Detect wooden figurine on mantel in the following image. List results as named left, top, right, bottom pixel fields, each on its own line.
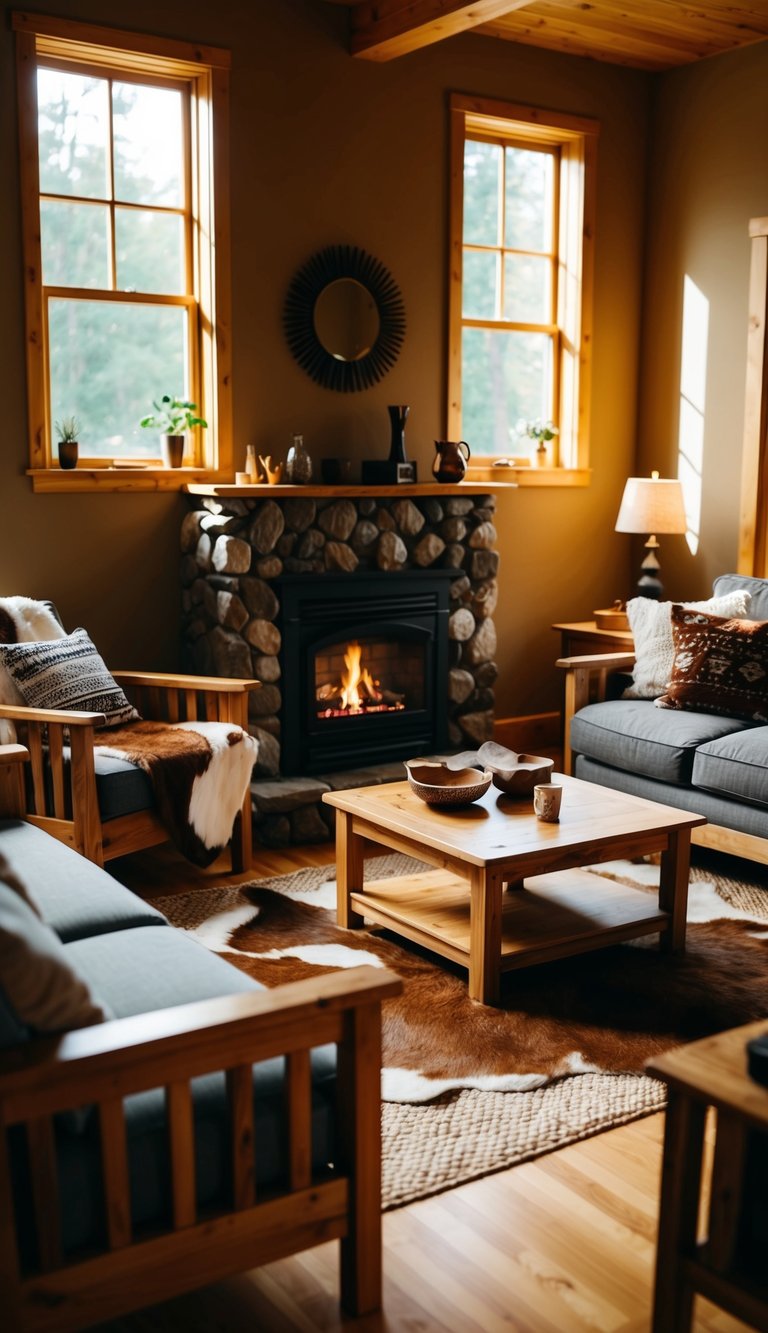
left=259, top=455, right=283, bottom=485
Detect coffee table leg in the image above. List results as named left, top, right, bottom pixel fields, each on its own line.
left=336, top=809, right=366, bottom=929
left=658, top=828, right=691, bottom=952
left=469, top=868, right=503, bottom=1005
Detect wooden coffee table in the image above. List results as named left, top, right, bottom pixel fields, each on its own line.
left=323, top=773, right=706, bottom=1005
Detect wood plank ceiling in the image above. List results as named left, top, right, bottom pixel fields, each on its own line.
left=326, top=1, right=768, bottom=69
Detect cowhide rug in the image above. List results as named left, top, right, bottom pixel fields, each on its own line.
left=97, top=720, right=258, bottom=867
left=150, top=852, right=768, bottom=1104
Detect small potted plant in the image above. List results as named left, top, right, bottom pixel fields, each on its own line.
left=55, top=416, right=80, bottom=470
left=516, top=418, right=559, bottom=467
left=139, top=395, right=207, bottom=469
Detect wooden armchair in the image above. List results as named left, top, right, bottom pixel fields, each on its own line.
left=0, top=670, right=260, bottom=869
left=556, top=650, right=636, bottom=774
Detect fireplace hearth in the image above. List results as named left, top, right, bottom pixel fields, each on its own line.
left=181, top=485, right=500, bottom=845
left=278, top=572, right=451, bottom=775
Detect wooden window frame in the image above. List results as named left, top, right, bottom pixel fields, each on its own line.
left=13, top=11, right=233, bottom=493
left=449, top=93, right=598, bottom=488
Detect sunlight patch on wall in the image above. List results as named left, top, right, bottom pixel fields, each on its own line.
left=677, top=275, right=709, bottom=555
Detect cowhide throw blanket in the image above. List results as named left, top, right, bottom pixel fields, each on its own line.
left=0, top=597, right=66, bottom=744
left=152, top=856, right=768, bottom=1103
left=96, top=720, right=258, bottom=867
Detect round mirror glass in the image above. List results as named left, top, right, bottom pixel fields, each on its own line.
left=314, top=279, right=381, bottom=362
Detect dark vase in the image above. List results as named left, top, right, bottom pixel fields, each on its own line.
left=432, top=439, right=471, bottom=483
left=57, top=439, right=78, bottom=470
left=387, top=405, right=410, bottom=463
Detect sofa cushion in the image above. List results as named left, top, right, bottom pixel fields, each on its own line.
left=657, top=607, right=768, bottom=723
left=714, top=573, right=768, bottom=623
left=693, top=727, right=768, bottom=809
left=0, top=875, right=109, bottom=1047
left=623, top=587, right=752, bottom=699
left=0, top=629, right=140, bottom=728
left=571, top=698, right=754, bottom=785
left=63, top=923, right=264, bottom=1016
left=0, top=819, right=167, bottom=941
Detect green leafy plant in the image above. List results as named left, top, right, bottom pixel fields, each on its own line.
left=140, top=396, right=207, bottom=435
left=516, top=418, right=559, bottom=444
left=54, top=415, right=80, bottom=443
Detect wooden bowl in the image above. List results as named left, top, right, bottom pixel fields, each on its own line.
left=489, top=753, right=554, bottom=796
left=404, top=760, right=492, bottom=807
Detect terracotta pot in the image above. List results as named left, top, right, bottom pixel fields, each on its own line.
left=57, top=439, right=78, bottom=470
left=161, top=434, right=185, bottom=468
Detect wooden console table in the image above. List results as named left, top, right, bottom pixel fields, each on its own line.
left=648, top=1020, right=768, bottom=1332
left=552, top=620, right=634, bottom=656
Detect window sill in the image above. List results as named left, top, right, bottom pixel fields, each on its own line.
left=27, top=467, right=225, bottom=494
left=465, top=465, right=591, bottom=488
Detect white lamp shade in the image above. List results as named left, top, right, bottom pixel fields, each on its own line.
left=615, top=475, right=687, bottom=535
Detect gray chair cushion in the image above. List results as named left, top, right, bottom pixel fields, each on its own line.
left=693, top=726, right=768, bottom=809
left=571, top=699, right=755, bottom=786
left=713, top=574, right=768, bottom=623
left=63, top=924, right=264, bottom=1015
left=12, top=927, right=337, bottom=1259
left=0, top=820, right=167, bottom=942
left=62, top=748, right=154, bottom=821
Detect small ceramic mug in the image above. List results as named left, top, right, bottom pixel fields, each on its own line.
left=533, top=783, right=562, bottom=823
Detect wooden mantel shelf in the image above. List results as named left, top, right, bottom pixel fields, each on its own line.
left=184, top=481, right=520, bottom=499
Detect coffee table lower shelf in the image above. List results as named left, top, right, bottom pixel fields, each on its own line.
left=354, top=867, right=668, bottom=973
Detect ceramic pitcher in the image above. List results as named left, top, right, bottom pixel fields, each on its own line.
left=432, top=439, right=470, bottom=483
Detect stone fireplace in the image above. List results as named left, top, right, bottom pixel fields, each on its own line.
left=181, top=485, right=498, bottom=844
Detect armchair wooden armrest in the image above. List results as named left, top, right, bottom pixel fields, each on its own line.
left=0, top=743, right=29, bottom=816
left=111, top=671, right=259, bottom=729
left=0, top=965, right=403, bottom=1328
left=556, top=651, right=636, bottom=775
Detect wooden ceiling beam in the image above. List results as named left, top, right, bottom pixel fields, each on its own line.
left=350, top=0, right=533, bottom=61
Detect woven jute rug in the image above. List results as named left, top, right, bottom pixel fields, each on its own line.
left=149, top=853, right=768, bottom=1210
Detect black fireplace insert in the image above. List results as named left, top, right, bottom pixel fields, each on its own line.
left=278, top=571, right=453, bottom=775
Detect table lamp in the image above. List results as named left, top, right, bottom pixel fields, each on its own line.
left=615, top=471, right=687, bottom=600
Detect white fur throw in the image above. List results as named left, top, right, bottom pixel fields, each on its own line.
left=0, top=598, right=66, bottom=744
left=623, top=588, right=752, bottom=699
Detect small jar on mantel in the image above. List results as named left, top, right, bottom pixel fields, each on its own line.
left=285, top=432, right=312, bottom=484
left=245, top=444, right=259, bottom=482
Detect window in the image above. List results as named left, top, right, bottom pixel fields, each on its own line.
left=448, top=94, right=598, bottom=481
left=14, top=13, right=232, bottom=490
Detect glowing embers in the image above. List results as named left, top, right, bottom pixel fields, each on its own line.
left=315, top=639, right=418, bottom=719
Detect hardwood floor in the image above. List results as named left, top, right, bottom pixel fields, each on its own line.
left=102, top=842, right=753, bottom=1333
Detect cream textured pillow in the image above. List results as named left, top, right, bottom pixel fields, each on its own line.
left=623, top=589, right=752, bottom=699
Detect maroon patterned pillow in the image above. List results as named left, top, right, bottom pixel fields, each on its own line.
left=655, top=605, right=768, bottom=722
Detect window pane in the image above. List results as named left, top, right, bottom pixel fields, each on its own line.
left=505, top=147, right=553, bottom=252
left=41, top=200, right=109, bottom=288
left=113, top=83, right=183, bottom=208
left=463, top=140, right=500, bottom=247
left=115, top=208, right=185, bottom=294
left=503, top=254, right=551, bottom=324
left=461, top=327, right=552, bottom=455
left=462, top=251, right=499, bottom=319
left=49, top=298, right=187, bottom=458
left=37, top=69, right=109, bottom=200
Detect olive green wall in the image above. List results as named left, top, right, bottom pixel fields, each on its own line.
left=636, top=41, right=768, bottom=602
left=0, top=0, right=650, bottom=717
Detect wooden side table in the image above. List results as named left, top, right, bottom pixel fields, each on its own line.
left=552, top=620, right=634, bottom=656
left=648, top=1020, right=768, bottom=1332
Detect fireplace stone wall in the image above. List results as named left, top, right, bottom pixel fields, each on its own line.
left=181, top=488, right=498, bottom=845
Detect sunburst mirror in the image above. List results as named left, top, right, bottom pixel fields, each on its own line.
left=283, top=245, right=406, bottom=392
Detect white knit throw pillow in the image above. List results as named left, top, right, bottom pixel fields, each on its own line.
left=623, top=589, right=752, bottom=699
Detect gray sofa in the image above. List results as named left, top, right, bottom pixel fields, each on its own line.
left=560, top=574, right=768, bottom=865
left=0, top=747, right=399, bottom=1330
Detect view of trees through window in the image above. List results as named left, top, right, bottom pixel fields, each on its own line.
left=461, top=137, right=557, bottom=457
left=38, top=67, right=190, bottom=458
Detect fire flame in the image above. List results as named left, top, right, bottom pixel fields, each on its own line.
left=340, top=642, right=382, bottom=712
